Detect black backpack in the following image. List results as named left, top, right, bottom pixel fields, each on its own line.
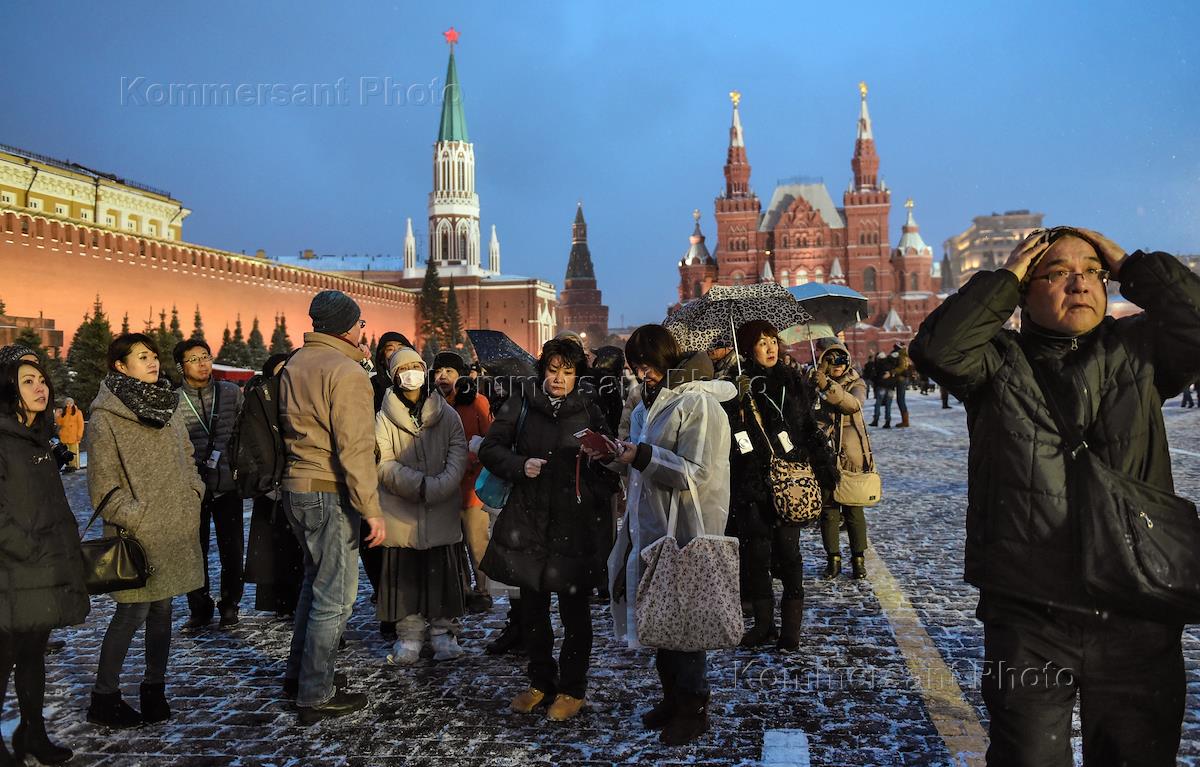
left=229, top=371, right=287, bottom=499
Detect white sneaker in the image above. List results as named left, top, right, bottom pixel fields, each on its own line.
left=386, top=639, right=422, bottom=666
left=430, top=633, right=464, bottom=661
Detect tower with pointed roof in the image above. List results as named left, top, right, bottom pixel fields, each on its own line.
left=713, top=91, right=763, bottom=285
left=427, top=31, right=488, bottom=274
left=843, top=81, right=892, bottom=312
left=678, top=209, right=718, bottom=303
left=891, top=198, right=937, bottom=328
left=557, top=203, right=609, bottom=342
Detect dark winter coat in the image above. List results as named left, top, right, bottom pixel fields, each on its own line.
left=176, top=378, right=243, bottom=495
left=478, top=380, right=619, bottom=593
left=910, top=250, right=1200, bottom=613
left=722, top=360, right=838, bottom=539
left=372, top=332, right=414, bottom=412
left=0, top=415, right=90, bottom=632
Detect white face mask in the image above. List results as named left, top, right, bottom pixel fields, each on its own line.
left=396, top=369, right=426, bottom=391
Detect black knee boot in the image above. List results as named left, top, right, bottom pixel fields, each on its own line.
left=739, top=599, right=777, bottom=647
left=486, top=597, right=523, bottom=655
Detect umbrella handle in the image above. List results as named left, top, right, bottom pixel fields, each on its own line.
left=731, top=316, right=743, bottom=377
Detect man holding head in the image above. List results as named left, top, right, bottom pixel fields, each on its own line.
left=911, top=227, right=1200, bottom=765
left=279, top=290, right=386, bottom=724
left=173, top=338, right=245, bottom=630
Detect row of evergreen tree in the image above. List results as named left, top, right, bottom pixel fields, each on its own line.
left=1, top=296, right=296, bottom=414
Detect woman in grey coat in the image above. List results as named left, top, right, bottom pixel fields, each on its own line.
left=601, top=325, right=735, bottom=747
left=83, top=334, right=205, bottom=729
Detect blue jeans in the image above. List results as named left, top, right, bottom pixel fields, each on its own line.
left=284, top=490, right=360, bottom=708
left=872, top=389, right=893, bottom=424
left=895, top=382, right=908, bottom=415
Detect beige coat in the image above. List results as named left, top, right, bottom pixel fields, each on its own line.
left=375, top=390, right=468, bottom=549
left=83, top=383, right=205, bottom=604
left=279, top=332, right=382, bottom=519
left=816, top=343, right=873, bottom=473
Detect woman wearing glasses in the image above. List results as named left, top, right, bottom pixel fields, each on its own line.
left=83, top=334, right=205, bottom=728
left=812, top=340, right=873, bottom=579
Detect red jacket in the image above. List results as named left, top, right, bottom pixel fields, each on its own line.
left=451, top=391, right=493, bottom=508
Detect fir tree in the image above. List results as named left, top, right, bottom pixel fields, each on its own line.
left=153, top=309, right=181, bottom=386
left=418, top=259, right=446, bottom=355
left=215, top=325, right=235, bottom=366
left=121, top=312, right=130, bottom=334
left=246, top=316, right=269, bottom=370
left=368, top=334, right=378, bottom=361
left=269, top=313, right=294, bottom=355
left=44, top=349, right=70, bottom=399
left=66, top=297, right=115, bottom=415
left=191, top=305, right=205, bottom=343
left=445, top=277, right=464, bottom=348
left=0, top=297, right=6, bottom=316
left=169, top=305, right=185, bottom=344
left=13, top=327, right=46, bottom=362
left=217, top=318, right=251, bottom=368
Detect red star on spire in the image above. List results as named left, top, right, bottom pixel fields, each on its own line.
left=443, top=27, right=459, bottom=47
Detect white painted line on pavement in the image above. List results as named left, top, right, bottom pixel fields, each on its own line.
left=761, top=729, right=811, bottom=766
left=1170, top=447, right=1200, bottom=458
left=918, top=423, right=954, bottom=436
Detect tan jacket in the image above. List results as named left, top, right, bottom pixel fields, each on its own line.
left=816, top=342, right=873, bottom=473
left=376, top=390, right=467, bottom=548
left=279, top=332, right=382, bottom=519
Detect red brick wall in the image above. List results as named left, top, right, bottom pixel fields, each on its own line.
left=1, top=211, right=419, bottom=356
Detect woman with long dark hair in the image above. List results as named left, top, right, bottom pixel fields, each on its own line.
left=480, top=338, right=617, bottom=722
left=724, top=320, right=838, bottom=650
left=84, top=333, right=205, bottom=728
left=0, top=359, right=89, bottom=764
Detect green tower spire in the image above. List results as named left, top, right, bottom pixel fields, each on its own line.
left=437, top=49, right=469, bottom=143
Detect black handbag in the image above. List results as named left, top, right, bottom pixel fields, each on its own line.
left=79, top=488, right=154, bottom=595
left=1028, top=361, right=1200, bottom=623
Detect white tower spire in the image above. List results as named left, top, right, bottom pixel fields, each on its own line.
left=488, top=225, right=501, bottom=273
left=403, top=217, right=416, bottom=272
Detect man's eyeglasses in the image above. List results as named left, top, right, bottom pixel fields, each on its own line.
left=183, top=355, right=213, bottom=365
left=1029, top=268, right=1110, bottom=287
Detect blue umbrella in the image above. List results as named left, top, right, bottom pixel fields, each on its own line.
left=787, top=283, right=869, bottom=334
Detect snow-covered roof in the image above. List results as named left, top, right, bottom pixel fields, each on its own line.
left=760, top=183, right=846, bottom=232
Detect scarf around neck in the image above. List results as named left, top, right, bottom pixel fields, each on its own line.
left=104, top=372, right=179, bottom=428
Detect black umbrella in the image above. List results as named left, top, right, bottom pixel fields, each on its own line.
left=466, top=330, right=538, bottom=378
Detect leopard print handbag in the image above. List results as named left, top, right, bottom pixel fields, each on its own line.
left=635, top=470, right=743, bottom=652
left=749, top=398, right=823, bottom=524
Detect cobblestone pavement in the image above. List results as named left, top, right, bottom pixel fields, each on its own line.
left=9, top=394, right=1200, bottom=766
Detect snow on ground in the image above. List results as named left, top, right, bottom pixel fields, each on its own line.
left=12, top=393, right=1200, bottom=766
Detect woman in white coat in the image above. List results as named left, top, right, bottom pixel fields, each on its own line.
left=375, top=347, right=468, bottom=665
left=601, top=325, right=735, bottom=747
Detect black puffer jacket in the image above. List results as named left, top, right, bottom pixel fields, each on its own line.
left=910, top=251, right=1200, bottom=612
left=478, top=379, right=619, bottom=593
left=722, top=360, right=839, bottom=538
left=176, top=378, right=243, bottom=495
left=0, top=415, right=90, bottom=632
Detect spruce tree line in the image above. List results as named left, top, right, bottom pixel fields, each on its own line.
left=417, top=260, right=467, bottom=361
left=1, top=296, right=296, bottom=415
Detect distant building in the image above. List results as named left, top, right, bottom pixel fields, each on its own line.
left=557, top=203, right=609, bottom=345
left=0, top=310, right=64, bottom=355
left=678, top=85, right=938, bottom=359
left=0, top=144, right=190, bottom=241
left=273, top=35, right=558, bottom=354
left=943, top=210, right=1044, bottom=288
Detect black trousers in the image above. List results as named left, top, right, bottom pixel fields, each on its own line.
left=359, top=519, right=383, bottom=599
left=979, top=593, right=1184, bottom=767
left=655, top=648, right=709, bottom=696
left=739, top=524, right=804, bottom=602
left=187, top=490, right=245, bottom=615
left=0, top=629, right=50, bottom=725
left=520, top=589, right=592, bottom=699
left=820, top=505, right=868, bottom=555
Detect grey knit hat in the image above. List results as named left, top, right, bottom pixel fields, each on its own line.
left=308, top=290, right=361, bottom=335
left=0, top=344, right=37, bottom=367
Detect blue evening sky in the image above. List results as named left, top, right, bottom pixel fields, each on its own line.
left=4, top=1, right=1197, bottom=327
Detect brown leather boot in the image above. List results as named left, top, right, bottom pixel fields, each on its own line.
left=898, top=412, right=910, bottom=428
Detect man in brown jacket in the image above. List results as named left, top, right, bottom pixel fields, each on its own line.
left=279, top=290, right=386, bottom=724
